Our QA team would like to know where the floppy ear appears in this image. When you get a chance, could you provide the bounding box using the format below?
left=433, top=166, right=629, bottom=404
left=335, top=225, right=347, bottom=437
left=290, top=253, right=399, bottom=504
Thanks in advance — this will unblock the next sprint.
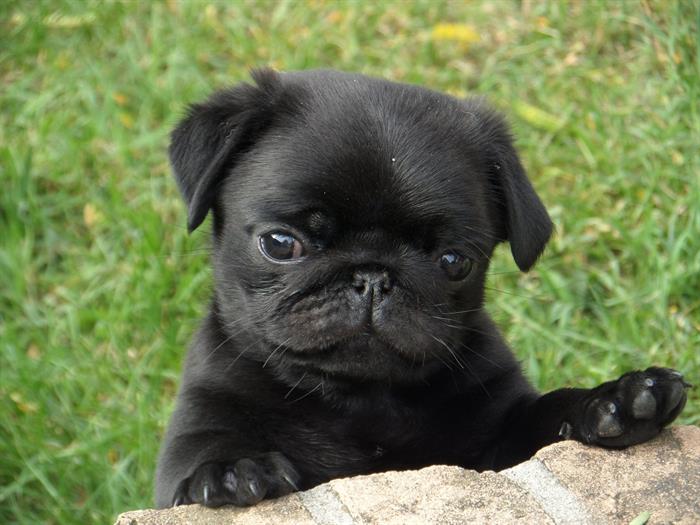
left=480, top=110, right=553, bottom=271
left=169, top=68, right=282, bottom=232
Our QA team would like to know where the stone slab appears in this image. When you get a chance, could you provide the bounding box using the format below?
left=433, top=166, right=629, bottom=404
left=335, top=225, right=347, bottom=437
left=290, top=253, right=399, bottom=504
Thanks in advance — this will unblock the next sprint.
left=115, top=426, right=700, bottom=525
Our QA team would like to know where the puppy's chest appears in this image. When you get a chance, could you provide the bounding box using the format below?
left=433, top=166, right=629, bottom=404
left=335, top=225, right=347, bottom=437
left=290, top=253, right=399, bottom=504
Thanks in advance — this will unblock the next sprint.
left=282, top=400, right=455, bottom=478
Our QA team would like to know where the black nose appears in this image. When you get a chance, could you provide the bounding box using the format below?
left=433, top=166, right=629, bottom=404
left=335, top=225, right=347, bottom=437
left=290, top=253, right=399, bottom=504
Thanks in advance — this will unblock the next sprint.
left=352, top=269, right=392, bottom=298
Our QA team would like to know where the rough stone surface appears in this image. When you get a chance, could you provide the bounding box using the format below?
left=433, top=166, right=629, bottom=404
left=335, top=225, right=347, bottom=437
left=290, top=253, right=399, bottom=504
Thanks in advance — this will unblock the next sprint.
left=503, top=459, right=595, bottom=524
left=115, top=495, right=315, bottom=525
left=115, top=426, right=700, bottom=525
left=534, top=425, right=700, bottom=525
left=325, top=465, right=553, bottom=525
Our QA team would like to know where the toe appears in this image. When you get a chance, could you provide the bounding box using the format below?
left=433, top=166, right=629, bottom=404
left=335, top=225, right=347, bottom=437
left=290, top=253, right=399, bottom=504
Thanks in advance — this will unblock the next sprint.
left=231, top=459, right=267, bottom=506
left=631, top=389, right=657, bottom=420
left=222, top=469, right=238, bottom=493
left=596, top=401, right=623, bottom=438
left=665, top=381, right=686, bottom=413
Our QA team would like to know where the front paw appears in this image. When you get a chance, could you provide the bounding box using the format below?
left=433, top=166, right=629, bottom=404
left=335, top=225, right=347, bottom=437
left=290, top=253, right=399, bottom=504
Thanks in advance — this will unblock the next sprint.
left=172, top=452, right=300, bottom=508
left=565, top=367, right=690, bottom=448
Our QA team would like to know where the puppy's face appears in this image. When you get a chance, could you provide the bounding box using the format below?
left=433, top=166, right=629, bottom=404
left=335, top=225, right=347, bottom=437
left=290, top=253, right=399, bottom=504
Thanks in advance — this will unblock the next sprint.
left=170, top=70, right=552, bottom=384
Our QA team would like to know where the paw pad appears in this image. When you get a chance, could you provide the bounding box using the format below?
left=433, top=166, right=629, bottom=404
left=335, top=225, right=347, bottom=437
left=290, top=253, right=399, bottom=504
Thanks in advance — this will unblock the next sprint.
left=632, top=389, right=656, bottom=420
left=596, top=401, right=623, bottom=437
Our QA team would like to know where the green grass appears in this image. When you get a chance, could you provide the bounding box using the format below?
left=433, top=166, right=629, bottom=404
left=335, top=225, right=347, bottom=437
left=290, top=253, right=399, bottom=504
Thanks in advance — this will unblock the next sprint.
left=1, top=1, right=698, bottom=523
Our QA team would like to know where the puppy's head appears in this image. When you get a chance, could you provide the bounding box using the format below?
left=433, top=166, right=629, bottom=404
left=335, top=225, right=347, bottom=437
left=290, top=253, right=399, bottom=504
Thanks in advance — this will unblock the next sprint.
left=170, top=69, right=552, bottom=384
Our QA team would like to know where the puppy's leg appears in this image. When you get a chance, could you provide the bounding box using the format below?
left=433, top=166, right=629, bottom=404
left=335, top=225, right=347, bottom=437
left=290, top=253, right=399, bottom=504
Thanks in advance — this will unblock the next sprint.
left=156, top=398, right=302, bottom=508
left=494, top=367, right=689, bottom=468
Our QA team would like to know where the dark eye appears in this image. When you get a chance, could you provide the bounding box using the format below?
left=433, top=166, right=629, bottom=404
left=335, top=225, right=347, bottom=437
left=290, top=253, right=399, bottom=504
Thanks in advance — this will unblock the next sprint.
left=439, top=251, right=473, bottom=281
left=259, top=232, right=305, bottom=262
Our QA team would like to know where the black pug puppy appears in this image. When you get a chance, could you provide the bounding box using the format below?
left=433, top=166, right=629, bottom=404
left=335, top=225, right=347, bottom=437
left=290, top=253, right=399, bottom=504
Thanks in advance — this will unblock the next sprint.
left=155, top=69, right=688, bottom=508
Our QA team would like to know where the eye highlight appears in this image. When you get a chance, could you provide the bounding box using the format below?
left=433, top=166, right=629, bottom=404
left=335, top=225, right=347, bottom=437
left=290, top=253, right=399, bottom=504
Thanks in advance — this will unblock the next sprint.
left=259, top=232, right=305, bottom=262
left=439, top=250, right=473, bottom=281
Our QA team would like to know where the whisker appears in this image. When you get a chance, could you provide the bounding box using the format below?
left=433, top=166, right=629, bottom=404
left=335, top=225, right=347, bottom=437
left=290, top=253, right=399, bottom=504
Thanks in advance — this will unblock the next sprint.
left=431, top=335, right=464, bottom=370
left=430, top=334, right=464, bottom=369
left=460, top=326, right=501, bottom=339
left=205, top=319, right=250, bottom=361
left=431, top=315, right=462, bottom=322
left=262, top=337, right=291, bottom=368
left=456, top=350, right=492, bottom=400
left=434, top=307, right=483, bottom=316
left=427, top=348, right=454, bottom=371
left=430, top=316, right=466, bottom=330
left=289, top=380, right=324, bottom=403
left=457, top=342, right=504, bottom=370
left=484, top=285, right=550, bottom=302
left=432, top=317, right=501, bottom=340
left=430, top=335, right=492, bottom=399
left=223, top=343, right=254, bottom=373
left=284, top=372, right=307, bottom=400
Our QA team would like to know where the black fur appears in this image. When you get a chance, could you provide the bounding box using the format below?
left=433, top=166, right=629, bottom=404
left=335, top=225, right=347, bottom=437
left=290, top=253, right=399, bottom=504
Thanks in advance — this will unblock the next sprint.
left=156, top=69, right=688, bottom=508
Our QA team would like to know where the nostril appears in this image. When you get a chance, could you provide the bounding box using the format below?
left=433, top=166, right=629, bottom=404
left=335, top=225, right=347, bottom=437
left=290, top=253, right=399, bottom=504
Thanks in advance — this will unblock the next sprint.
left=352, top=274, right=369, bottom=295
left=353, top=282, right=369, bottom=295
left=352, top=270, right=393, bottom=297
left=379, top=271, right=392, bottom=293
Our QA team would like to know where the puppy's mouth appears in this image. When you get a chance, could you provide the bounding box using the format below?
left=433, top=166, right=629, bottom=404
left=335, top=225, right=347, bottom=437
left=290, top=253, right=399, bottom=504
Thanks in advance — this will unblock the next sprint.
left=266, top=308, right=420, bottom=359
left=290, top=330, right=398, bottom=355
left=267, top=332, right=437, bottom=381
left=260, top=310, right=453, bottom=381
left=264, top=329, right=399, bottom=359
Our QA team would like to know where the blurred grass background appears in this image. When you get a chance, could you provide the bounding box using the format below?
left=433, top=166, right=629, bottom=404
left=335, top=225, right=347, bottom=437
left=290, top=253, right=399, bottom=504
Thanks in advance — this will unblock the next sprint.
left=1, top=0, right=698, bottom=523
